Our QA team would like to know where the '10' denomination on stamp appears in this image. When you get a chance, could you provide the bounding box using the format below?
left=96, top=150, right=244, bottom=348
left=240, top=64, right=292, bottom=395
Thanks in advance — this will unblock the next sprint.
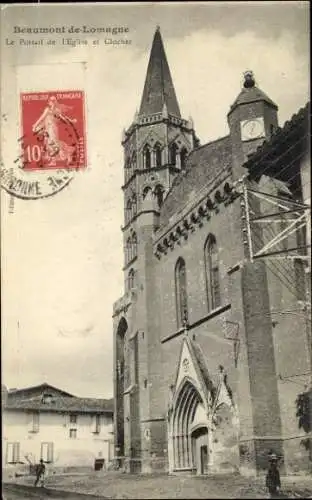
left=1, top=91, right=87, bottom=200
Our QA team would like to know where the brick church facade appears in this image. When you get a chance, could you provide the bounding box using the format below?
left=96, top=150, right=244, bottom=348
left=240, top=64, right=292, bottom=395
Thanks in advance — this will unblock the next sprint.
left=113, top=28, right=311, bottom=476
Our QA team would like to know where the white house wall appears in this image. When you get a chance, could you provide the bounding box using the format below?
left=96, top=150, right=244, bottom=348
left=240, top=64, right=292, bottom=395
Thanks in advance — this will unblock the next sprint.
left=3, top=409, right=114, bottom=468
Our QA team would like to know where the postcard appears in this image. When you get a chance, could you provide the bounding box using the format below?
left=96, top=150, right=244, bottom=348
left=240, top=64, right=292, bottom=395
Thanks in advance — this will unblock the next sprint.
left=1, top=2, right=310, bottom=496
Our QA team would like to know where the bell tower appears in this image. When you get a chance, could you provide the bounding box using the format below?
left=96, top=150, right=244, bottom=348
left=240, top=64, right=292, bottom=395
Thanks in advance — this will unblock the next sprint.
left=228, top=70, right=279, bottom=179
left=114, top=27, right=199, bottom=473
left=121, top=27, right=199, bottom=289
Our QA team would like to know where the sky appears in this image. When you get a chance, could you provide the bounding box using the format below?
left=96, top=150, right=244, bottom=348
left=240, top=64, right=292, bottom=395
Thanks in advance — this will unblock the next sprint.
left=0, top=1, right=310, bottom=398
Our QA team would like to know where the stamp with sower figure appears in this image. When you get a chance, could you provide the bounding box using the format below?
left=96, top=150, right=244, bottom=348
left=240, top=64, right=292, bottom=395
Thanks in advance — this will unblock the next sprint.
left=1, top=90, right=87, bottom=200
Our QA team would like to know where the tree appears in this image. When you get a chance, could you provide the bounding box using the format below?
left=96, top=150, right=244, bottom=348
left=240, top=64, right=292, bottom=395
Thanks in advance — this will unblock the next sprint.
left=296, top=388, right=312, bottom=460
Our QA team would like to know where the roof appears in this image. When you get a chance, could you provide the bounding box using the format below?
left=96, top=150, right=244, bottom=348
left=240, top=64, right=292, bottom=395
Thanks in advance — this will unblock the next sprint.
left=228, top=85, right=278, bottom=114
left=7, top=383, right=75, bottom=397
left=244, top=102, right=310, bottom=179
left=5, top=395, right=114, bottom=414
left=4, top=382, right=114, bottom=414
left=158, top=135, right=232, bottom=229
left=139, top=27, right=181, bottom=117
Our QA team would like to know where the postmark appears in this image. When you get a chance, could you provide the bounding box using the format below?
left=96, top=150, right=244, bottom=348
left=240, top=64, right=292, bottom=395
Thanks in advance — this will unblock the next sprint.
left=1, top=90, right=87, bottom=200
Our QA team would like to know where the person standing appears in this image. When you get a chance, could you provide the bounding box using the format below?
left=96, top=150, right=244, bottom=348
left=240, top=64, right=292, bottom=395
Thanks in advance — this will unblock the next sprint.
left=34, top=459, right=46, bottom=487
left=265, top=453, right=281, bottom=498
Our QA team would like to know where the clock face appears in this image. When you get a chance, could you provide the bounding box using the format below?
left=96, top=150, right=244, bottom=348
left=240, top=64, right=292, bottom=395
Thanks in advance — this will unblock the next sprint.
left=241, top=117, right=265, bottom=141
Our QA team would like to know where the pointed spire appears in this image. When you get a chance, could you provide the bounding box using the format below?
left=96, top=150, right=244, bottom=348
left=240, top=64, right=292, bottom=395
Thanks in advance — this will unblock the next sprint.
left=139, top=27, right=181, bottom=118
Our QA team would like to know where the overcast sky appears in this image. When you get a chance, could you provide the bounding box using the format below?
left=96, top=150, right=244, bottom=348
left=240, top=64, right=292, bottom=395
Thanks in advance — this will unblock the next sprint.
left=1, top=1, right=309, bottom=398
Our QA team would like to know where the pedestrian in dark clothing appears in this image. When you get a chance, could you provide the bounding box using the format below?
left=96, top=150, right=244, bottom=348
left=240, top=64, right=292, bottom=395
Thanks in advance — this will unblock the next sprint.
left=266, top=454, right=281, bottom=498
left=34, top=459, right=45, bottom=487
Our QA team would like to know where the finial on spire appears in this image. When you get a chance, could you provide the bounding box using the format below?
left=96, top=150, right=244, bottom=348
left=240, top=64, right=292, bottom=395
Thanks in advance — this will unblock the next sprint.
left=156, top=25, right=160, bottom=32
left=187, top=115, right=194, bottom=129
left=243, top=70, right=256, bottom=89
left=218, top=365, right=226, bottom=383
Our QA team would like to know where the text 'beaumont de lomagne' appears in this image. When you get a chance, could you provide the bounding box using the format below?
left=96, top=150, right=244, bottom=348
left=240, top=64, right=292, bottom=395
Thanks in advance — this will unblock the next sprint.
left=13, top=26, right=129, bottom=35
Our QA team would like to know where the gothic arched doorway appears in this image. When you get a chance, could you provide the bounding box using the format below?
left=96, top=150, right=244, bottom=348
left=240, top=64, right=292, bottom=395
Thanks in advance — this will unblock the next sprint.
left=115, top=317, right=128, bottom=458
left=169, top=379, right=209, bottom=473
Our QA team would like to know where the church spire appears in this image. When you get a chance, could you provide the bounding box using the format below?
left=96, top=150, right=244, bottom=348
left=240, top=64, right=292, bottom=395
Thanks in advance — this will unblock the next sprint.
left=139, top=27, right=181, bottom=118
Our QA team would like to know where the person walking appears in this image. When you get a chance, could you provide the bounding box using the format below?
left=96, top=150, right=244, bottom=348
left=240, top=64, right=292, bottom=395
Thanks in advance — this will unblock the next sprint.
left=34, top=459, right=46, bottom=487
left=266, top=453, right=281, bottom=498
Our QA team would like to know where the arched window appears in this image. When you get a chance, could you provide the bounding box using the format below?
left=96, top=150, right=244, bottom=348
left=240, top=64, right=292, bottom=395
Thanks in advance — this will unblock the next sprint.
left=126, top=237, right=132, bottom=262
left=154, top=184, right=164, bottom=208
left=154, top=143, right=162, bottom=168
left=131, top=194, right=137, bottom=218
left=204, top=235, right=221, bottom=311
left=128, top=268, right=135, bottom=290
left=143, top=186, right=152, bottom=200
left=131, top=151, right=136, bottom=171
left=169, top=143, right=178, bottom=166
left=125, top=157, right=131, bottom=180
left=143, top=145, right=151, bottom=169
left=131, top=232, right=137, bottom=259
left=126, top=199, right=132, bottom=224
left=175, top=257, right=188, bottom=328
left=180, top=148, right=188, bottom=170
left=116, top=317, right=127, bottom=455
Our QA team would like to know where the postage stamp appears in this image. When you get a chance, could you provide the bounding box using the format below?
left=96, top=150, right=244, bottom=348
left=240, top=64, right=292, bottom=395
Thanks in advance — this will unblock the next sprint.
left=1, top=90, right=86, bottom=200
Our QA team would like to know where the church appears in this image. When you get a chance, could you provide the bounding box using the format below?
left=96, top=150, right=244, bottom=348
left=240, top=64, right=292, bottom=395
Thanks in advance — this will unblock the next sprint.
left=113, top=28, right=311, bottom=476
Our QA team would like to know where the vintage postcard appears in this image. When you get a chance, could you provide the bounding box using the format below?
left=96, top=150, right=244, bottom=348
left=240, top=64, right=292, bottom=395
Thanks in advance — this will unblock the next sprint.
left=1, top=2, right=311, bottom=498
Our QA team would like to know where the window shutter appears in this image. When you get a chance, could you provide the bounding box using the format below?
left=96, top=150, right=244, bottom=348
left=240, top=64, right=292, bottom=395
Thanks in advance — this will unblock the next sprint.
left=92, top=414, right=101, bottom=433
left=6, top=443, right=13, bottom=463
left=13, top=443, right=20, bottom=463
left=47, top=442, right=54, bottom=463
left=41, top=442, right=47, bottom=461
left=31, top=412, right=40, bottom=432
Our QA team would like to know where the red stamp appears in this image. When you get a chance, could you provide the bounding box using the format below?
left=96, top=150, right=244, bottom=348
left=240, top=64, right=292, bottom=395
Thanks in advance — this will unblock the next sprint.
left=20, top=91, right=86, bottom=171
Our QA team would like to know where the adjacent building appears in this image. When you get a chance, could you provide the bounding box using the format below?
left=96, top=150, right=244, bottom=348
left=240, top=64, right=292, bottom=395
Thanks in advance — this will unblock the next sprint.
left=2, top=383, right=114, bottom=470
left=113, top=27, right=311, bottom=476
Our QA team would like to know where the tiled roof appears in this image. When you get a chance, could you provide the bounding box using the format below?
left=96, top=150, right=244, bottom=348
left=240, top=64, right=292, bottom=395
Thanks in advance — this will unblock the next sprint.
left=7, top=383, right=75, bottom=398
left=158, top=135, right=232, bottom=229
left=139, top=27, right=181, bottom=117
left=4, top=395, right=114, bottom=414
left=229, top=85, right=278, bottom=114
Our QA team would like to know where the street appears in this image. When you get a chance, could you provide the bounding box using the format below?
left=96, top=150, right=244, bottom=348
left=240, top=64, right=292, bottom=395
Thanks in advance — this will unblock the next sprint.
left=2, top=483, right=107, bottom=500
left=3, top=471, right=312, bottom=499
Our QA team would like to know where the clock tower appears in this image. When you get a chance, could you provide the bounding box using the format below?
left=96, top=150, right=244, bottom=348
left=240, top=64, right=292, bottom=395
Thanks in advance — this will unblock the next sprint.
left=227, top=70, right=279, bottom=179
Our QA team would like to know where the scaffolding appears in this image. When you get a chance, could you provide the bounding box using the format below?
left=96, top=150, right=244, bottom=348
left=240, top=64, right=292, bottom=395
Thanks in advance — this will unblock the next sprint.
left=234, top=173, right=311, bottom=384
left=240, top=179, right=310, bottom=265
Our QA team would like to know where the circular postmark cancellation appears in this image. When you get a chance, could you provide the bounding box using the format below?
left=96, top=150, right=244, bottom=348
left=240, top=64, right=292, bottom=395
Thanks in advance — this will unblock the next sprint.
left=1, top=90, right=87, bottom=200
